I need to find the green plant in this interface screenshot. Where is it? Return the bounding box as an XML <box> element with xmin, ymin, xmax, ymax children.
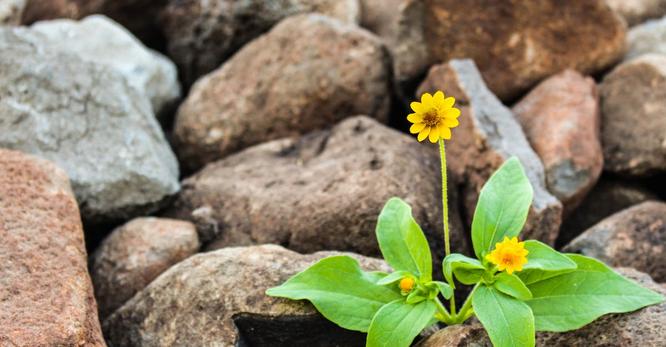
<box><xmin>266</xmin><ymin>92</ymin><xmax>664</xmax><ymax>347</ymax></box>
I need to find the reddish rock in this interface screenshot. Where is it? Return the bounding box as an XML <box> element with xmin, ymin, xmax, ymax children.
<box><xmin>0</xmin><ymin>149</ymin><xmax>105</xmax><ymax>346</ymax></box>
<box><xmin>173</xmin><ymin>14</ymin><xmax>391</xmax><ymax>171</ymax></box>
<box><xmin>424</xmin><ymin>0</ymin><xmax>626</xmax><ymax>100</ymax></box>
<box><xmin>564</xmin><ymin>201</ymin><xmax>666</xmax><ymax>282</ymax></box>
<box><xmin>513</xmin><ymin>70</ymin><xmax>603</xmax><ymax>213</ymax></box>
<box><xmin>22</xmin><ymin>0</ymin><xmax>101</xmax><ymax>23</ymax></box>
<box><xmin>600</xmin><ymin>54</ymin><xmax>666</xmax><ymax>176</ymax></box>
<box><xmin>606</xmin><ymin>0</ymin><xmax>666</xmax><ymax>26</ymax></box>
<box><xmin>91</xmin><ymin>217</ymin><xmax>200</xmax><ymax>318</ymax></box>
<box><xmin>417</xmin><ymin>59</ymin><xmax>563</xmax><ymax>245</ymax></box>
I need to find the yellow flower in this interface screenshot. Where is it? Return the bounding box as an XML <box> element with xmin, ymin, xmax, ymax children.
<box><xmin>485</xmin><ymin>237</ymin><xmax>529</xmax><ymax>275</ymax></box>
<box><xmin>399</xmin><ymin>277</ymin><xmax>415</xmax><ymax>293</ymax></box>
<box><xmin>408</xmin><ymin>91</ymin><xmax>461</xmax><ymax>143</ymax></box>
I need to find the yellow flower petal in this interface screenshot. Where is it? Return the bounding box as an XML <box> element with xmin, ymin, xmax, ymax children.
<box><xmin>433</xmin><ymin>91</ymin><xmax>445</xmax><ymax>103</ymax></box>
<box><xmin>410</xmin><ymin>123</ymin><xmax>426</xmax><ymax>134</ymax></box>
<box><xmin>445</xmin><ymin>107</ymin><xmax>461</xmax><ymax>119</ymax></box>
<box><xmin>410</xmin><ymin>102</ymin><xmax>423</xmax><ymax>113</ymax></box>
<box><xmin>439</xmin><ymin>126</ymin><xmax>452</xmax><ymax>140</ymax></box>
<box><xmin>417</xmin><ymin>127</ymin><xmax>430</xmax><ymax>142</ymax></box>
<box><xmin>428</xmin><ymin>127</ymin><xmax>440</xmax><ymax>143</ymax></box>
<box><xmin>421</xmin><ymin>93</ymin><xmax>433</xmax><ymax>107</ymax></box>
<box><xmin>443</xmin><ymin>118</ymin><xmax>459</xmax><ymax>128</ymax></box>
<box><xmin>407</xmin><ymin>113</ymin><xmax>423</xmax><ymax>123</ymax></box>
<box><xmin>442</xmin><ymin>97</ymin><xmax>455</xmax><ymax>109</ymax></box>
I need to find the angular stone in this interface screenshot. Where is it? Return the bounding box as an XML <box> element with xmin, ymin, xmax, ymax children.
<box><xmin>565</xmin><ymin>201</ymin><xmax>666</xmax><ymax>282</ymax></box>
<box><xmin>424</xmin><ymin>0</ymin><xmax>626</xmax><ymax>101</ymax></box>
<box><xmin>626</xmin><ymin>16</ymin><xmax>666</xmax><ymax>61</ymax></box>
<box><xmin>0</xmin><ymin>0</ymin><xmax>25</xmax><ymax>25</ymax></box>
<box><xmin>29</xmin><ymin>15</ymin><xmax>181</xmax><ymax>118</ymax></box>
<box><xmin>167</xmin><ymin>116</ymin><xmax>466</xmax><ymax>260</ymax></box>
<box><xmin>103</xmin><ymin>245</ymin><xmax>387</xmax><ymax>346</ymax></box>
<box><xmin>0</xmin><ymin>149</ymin><xmax>105</xmax><ymax>347</ymax></box>
<box><xmin>513</xmin><ymin>70</ymin><xmax>603</xmax><ymax>213</ymax></box>
<box><xmin>0</xmin><ymin>28</ymin><xmax>180</xmax><ymax>223</ymax></box>
<box><xmin>417</xmin><ymin>59</ymin><xmax>563</xmax><ymax>245</ymax></box>
<box><xmin>159</xmin><ymin>0</ymin><xmax>360</xmax><ymax>85</ymax></box>
<box><xmin>600</xmin><ymin>54</ymin><xmax>666</xmax><ymax>176</ymax></box>
<box><xmin>607</xmin><ymin>0</ymin><xmax>666</xmax><ymax>26</ymax></box>
<box><xmin>91</xmin><ymin>217</ymin><xmax>200</xmax><ymax>318</ymax></box>
<box><xmin>21</xmin><ymin>0</ymin><xmax>102</xmax><ymax>23</ymax></box>
<box><xmin>173</xmin><ymin>14</ymin><xmax>391</xmax><ymax>171</ymax></box>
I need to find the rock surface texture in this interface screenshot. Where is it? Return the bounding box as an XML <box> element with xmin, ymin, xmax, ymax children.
<box><xmin>159</xmin><ymin>0</ymin><xmax>361</xmax><ymax>85</ymax></box>
<box><xmin>417</xmin><ymin>59</ymin><xmax>563</xmax><ymax>245</ymax></box>
<box><xmin>606</xmin><ymin>0</ymin><xmax>666</xmax><ymax>26</ymax></box>
<box><xmin>0</xmin><ymin>0</ymin><xmax>24</xmax><ymax>25</ymax></box>
<box><xmin>513</xmin><ymin>70</ymin><xmax>603</xmax><ymax>213</ymax></box>
<box><xmin>0</xmin><ymin>28</ymin><xmax>180</xmax><ymax>223</ymax></box>
<box><xmin>625</xmin><ymin>15</ymin><xmax>666</xmax><ymax>61</ymax></box>
<box><xmin>0</xmin><ymin>149</ymin><xmax>105</xmax><ymax>347</ymax></box>
<box><xmin>103</xmin><ymin>245</ymin><xmax>386</xmax><ymax>346</ymax></box>
<box><xmin>600</xmin><ymin>54</ymin><xmax>666</xmax><ymax>176</ymax></box>
<box><xmin>173</xmin><ymin>14</ymin><xmax>391</xmax><ymax>171</ymax></box>
<box><xmin>424</xmin><ymin>0</ymin><xmax>626</xmax><ymax>100</ymax></box>
<box><xmin>91</xmin><ymin>217</ymin><xmax>200</xmax><ymax>318</ymax></box>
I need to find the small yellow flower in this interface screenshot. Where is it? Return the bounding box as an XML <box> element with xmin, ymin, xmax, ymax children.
<box><xmin>399</xmin><ymin>277</ymin><xmax>415</xmax><ymax>293</ymax></box>
<box><xmin>485</xmin><ymin>237</ymin><xmax>529</xmax><ymax>275</ymax></box>
<box><xmin>408</xmin><ymin>91</ymin><xmax>461</xmax><ymax>143</ymax></box>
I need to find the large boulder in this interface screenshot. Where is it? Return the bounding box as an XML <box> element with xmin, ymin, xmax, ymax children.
<box><xmin>167</xmin><ymin>116</ymin><xmax>466</xmax><ymax>260</ymax></box>
<box><xmin>0</xmin><ymin>0</ymin><xmax>25</xmax><ymax>25</ymax></box>
<box><xmin>424</xmin><ymin>0</ymin><xmax>626</xmax><ymax>100</ymax></box>
<box><xmin>173</xmin><ymin>14</ymin><xmax>391</xmax><ymax>171</ymax></box>
<box><xmin>91</xmin><ymin>217</ymin><xmax>200</xmax><ymax>318</ymax></box>
<box><xmin>417</xmin><ymin>59</ymin><xmax>563</xmax><ymax>245</ymax></box>
<box><xmin>103</xmin><ymin>245</ymin><xmax>387</xmax><ymax>346</ymax></box>
<box><xmin>0</xmin><ymin>28</ymin><xmax>179</xmax><ymax>223</ymax></box>
<box><xmin>513</xmin><ymin>70</ymin><xmax>603</xmax><ymax>213</ymax></box>
<box><xmin>159</xmin><ymin>0</ymin><xmax>361</xmax><ymax>85</ymax></box>
<box><xmin>606</xmin><ymin>0</ymin><xmax>666</xmax><ymax>26</ymax></box>
<box><xmin>625</xmin><ymin>15</ymin><xmax>666</xmax><ymax>61</ymax></box>
<box><xmin>0</xmin><ymin>149</ymin><xmax>105</xmax><ymax>347</ymax></box>
<box><xmin>600</xmin><ymin>54</ymin><xmax>666</xmax><ymax>176</ymax></box>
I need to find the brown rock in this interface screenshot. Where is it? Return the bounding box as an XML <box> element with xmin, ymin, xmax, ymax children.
<box><xmin>159</xmin><ymin>0</ymin><xmax>360</xmax><ymax>85</ymax></box>
<box><xmin>564</xmin><ymin>201</ymin><xmax>666</xmax><ymax>282</ymax></box>
<box><xmin>91</xmin><ymin>217</ymin><xmax>200</xmax><ymax>318</ymax></box>
<box><xmin>167</xmin><ymin>116</ymin><xmax>466</xmax><ymax>262</ymax></box>
<box><xmin>424</xmin><ymin>0</ymin><xmax>626</xmax><ymax>101</ymax></box>
<box><xmin>600</xmin><ymin>54</ymin><xmax>666</xmax><ymax>176</ymax></box>
<box><xmin>513</xmin><ymin>70</ymin><xmax>603</xmax><ymax>214</ymax></box>
<box><xmin>21</xmin><ymin>0</ymin><xmax>102</xmax><ymax>23</ymax></box>
<box><xmin>0</xmin><ymin>0</ymin><xmax>25</xmax><ymax>25</ymax></box>
<box><xmin>103</xmin><ymin>244</ymin><xmax>388</xmax><ymax>346</ymax></box>
<box><xmin>415</xmin><ymin>324</ymin><xmax>491</xmax><ymax>347</ymax></box>
<box><xmin>606</xmin><ymin>0</ymin><xmax>666</xmax><ymax>26</ymax></box>
<box><xmin>0</xmin><ymin>149</ymin><xmax>105</xmax><ymax>347</ymax></box>
<box><xmin>173</xmin><ymin>14</ymin><xmax>391</xmax><ymax>171</ymax></box>
<box><xmin>418</xmin><ymin>59</ymin><xmax>563</xmax><ymax>245</ymax></box>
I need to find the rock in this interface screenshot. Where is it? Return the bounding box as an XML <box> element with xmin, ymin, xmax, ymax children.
<box><xmin>173</xmin><ymin>14</ymin><xmax>391</xmax><ymax>171</ymax></box>
<box><xmin>0</xmin><ymin>28</ymin><xmax>179</xmax><ymax>223</ymax></box>
<box><xmin>167</xmin><ymin>116</ymin><xmax>466</xmax><ymax>261</ymax></box>
<box><xmin>606</xmin><ymin>0</ymin><xmax>666</xmax><ymax>26</ymax></box>
<box><xmin>29</xmin><ymin>15</ymin><xmax>180</xmax><ymax>118</ymax></box>
<box><xmin>159</xmin><ymin>0</ymin><xmax>361</xmax><ymax>85</ymax></box>
<box><xmin>103</xmin><ymin>244</ymin><xmax>387</xmax><ymax>346</ymax></box>
<box><xmin>21</xmin><ymin>0</ymin><xmax>101</xmax><ymax>23</ymax></box>
<box><xmin>417</xmin><ymin>59</ymin><xmax>563</xmax><ymax>245</ymax></box>
<box><xmin>91</xmin><ymin>217</ymin><xmax>200</xmax><ymax>318</ymax></box>
<box><xmin>0</xmin><ymin>149</ymin><xmax>105</xmax><ymax>347</ymax></box>
<box><xmin>424</xmin><ymin>0</ymin><xmax>626</xmax><ymax>101</ymax></box>
<box><xmin>513</xmin><ymin>70</ymin><xmax>603</xmax><ymax>214</ymax></box>
<box><xmin>600</xmin><ymin>54</ymin><xmax>666</xmax><ymax>176</ymax></box>
<box><xmin>415</xmin><ymin>324</ymin><xmax>491</xmax><ymax>347</ymax></box>
<box><xmin>626</xmin><ymin>16</ymin><xmax>666</xmax><ymax>61</ymax></box>
<box><xmin>564</xmin><ymin>201</ymin><xmax>666</xmax><ymax>282</ymax></box>
<box><xmin>0</xmin><ymin>0</ymin><xmax>25</xmax><ymax>25</ymax></box>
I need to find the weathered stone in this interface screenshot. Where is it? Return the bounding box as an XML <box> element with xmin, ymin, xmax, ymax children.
<box><xmin>565</xmin><ymin>201</ymin><xmax>666</xmax><ymax>282</ymax></box>
<box><xmin>0</xmin><ymin>28</ymin><xmax>179</xmax><ymax>223</ymax></box>
<box><xmin>0</xmin><ymin>149</ymin><xmax>105</xmax><ymax>347</ymax></box>
<box><xmin>29</xmin><ymin>15</ymin><xmax>180</xmax><ymax>118</ymax></box>
<box><xmin>418</xmin><ymin>59</ymin><xmax>563</xmax><ymax>245</ymax></box>
<box><xmin>21</xmin><ymin>0</ymin><xmax>102</xmax><ymax>23</ymax></box>
<box><xmin>167</xmin><ymin>116</ymin><xmax>466</xmax><ymax>261</ymax></box>
<box><xmin>626</xmin><ymin>15</ymin><xmax>666</xmax><ymax>61</ymax></box>
<box><xmin>159</xmin><ymin>0</ymin><xmax>361</xmax><ymax>85</ymax></box>
<box><xmin>173</xmin><ymin>14</ymin><xmax>391</xmax><ymax>171</ymax></box>
<box><xmin>0</xmin><ymin>0</ymin><xmax>25</xmax><ymax>25</ymax></box>
<box><xmin>607</xmin><ymin>0</ymin><xmax>666</xmax><ymax>26</ymax></box>
<box><xmin>91</xmin><ymin>217</ymin><xmax>200</xmax><ymax>318</ymax></box>
<box><xmin>103</xmin><ymin>244</ymin><xmax>387</xmax><ymax>346</ymax></box>
<box><xmin>424</xmin><ymin>0</ymin><xmax>626</xmax><ymax>101</ymax></box>
<box><xmin>513</xmin><ymin>70</ymin><xmax>603</xmax><ymax>213</ymax></box>
<box><xmin>600</xmin><ymin>54</ymin><xmax>666</xmax><ymax>176</ymax></box>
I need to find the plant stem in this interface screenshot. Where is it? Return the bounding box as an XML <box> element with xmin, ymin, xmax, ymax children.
<box><xmin>434</xmin><ymin>298</ymin><xmax>453</xmax><ymax>324</ymax></box>
<box><xmin>454</xmin><ymin>282</ymin><xmax>481</xmax><ymax>323</ymax></box>
<box><xmin>439</xmin><ymin>139</ymin><xmax>456</xmax><ymax>315</ymax></box>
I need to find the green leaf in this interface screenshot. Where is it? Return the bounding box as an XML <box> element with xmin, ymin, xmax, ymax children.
<box><xmin>406</xmin><ymin>290</ymin><xmax>427</xmax><ymax>304</ymax></box>
<box><xmin>526</xmin><ymin>254</ymin><xmax>665</xmax><ymax>332</ymax></box>
<box><xmin>366</xmin><ymin>299</ymin><xmax>437</xmax><ymax>347</ymax></box>
<box><xmin>473</xmin><ymin>285</ymin><xmax>535</xmax><ymax>347</ymax></box>
<box><xmin>471</xmin><ymin>157</ymin><xmax>533</xmax><ymax>259</ymax></box>
<box><xmin>376</xmin><ymin>271</ymin><xmax>412</xmax><ymax>286</ymax></box>
<box><xmin>430</xmin><ymin>281</ymin><xmax>453</xmax><ymax>299</ymax></box>
<box><xmin>376</xmin><ymin>198</ymin><xmax>433</xmax><ymax>281</ymax></box>
<box><xmin>266</xmin><ymin>256</ymin><xmax>402</xmax><ymax>332</ymax></box>
<box><xmin>443</xmin><ymin>253</ymin><xmax>486</xmax><ymax>287</ymax></box>
<box><xmin>522</xmin><ymin>240</ymin><xmax>577</xmax><ymax>271</ymax></box>
<box><xmin>494</xmin><ymin>272</ymin><xmax>532</xmax><ymax>300</ymax></box>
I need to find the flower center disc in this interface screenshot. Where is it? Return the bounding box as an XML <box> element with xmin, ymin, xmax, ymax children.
<box><xmin>422</xmin><ymin>110</ymin><xmax>440</xmax><ymax>127</ymax></box>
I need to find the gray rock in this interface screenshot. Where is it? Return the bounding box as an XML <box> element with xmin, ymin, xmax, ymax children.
<box><xmin>91</xmin><ymin>217</ymin><xmax>200</xmax><ymax>318</ymax></box>
<box><xmin>607</xmin><ymin>0</ymin><xmax>666</xmax><ymax>26</ymax></box>
<box><xmin>29</xmin><ymin>15</ymin><xmax>181</xmax><ymax>118</ymax></box>
<box><xmin>103</xmin><ymin>244</ymin><xmax>387</xmax><ymax>347</ymax></box>
<box><xmin>0</xmin><ymin>28</ymin><xmax>179</xmax><ymax>223</ymax></box>
<box><xmin>0</xmin><ymin>0</ymin><xmax>25</xmax><ymax>25</ymax></box>
<box><xmin>626</xmin><ymin>15</ymin><xmax>666</xmax><ymax>61</ymax></box>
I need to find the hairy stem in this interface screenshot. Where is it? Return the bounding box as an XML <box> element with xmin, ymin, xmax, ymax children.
<box><xmin>439</xmin><ymin>139</ymin><xmax>456</xmax><ymax>315</ymax></box>
<box><xmin>434</xmin><ymin>298</ymin><xmax>453</xmax><ymax>325</ymax></box>
<box><xmin>454</xmin><ymin>282</ymin><xmax>482</xmax><ymax>323</ymax></box>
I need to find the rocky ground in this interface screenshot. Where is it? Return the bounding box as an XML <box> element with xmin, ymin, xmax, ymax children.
<box><xmin>1</xmin><ymin>0</ymin><xmax>665</xmax><ymax>346</ymax></box>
